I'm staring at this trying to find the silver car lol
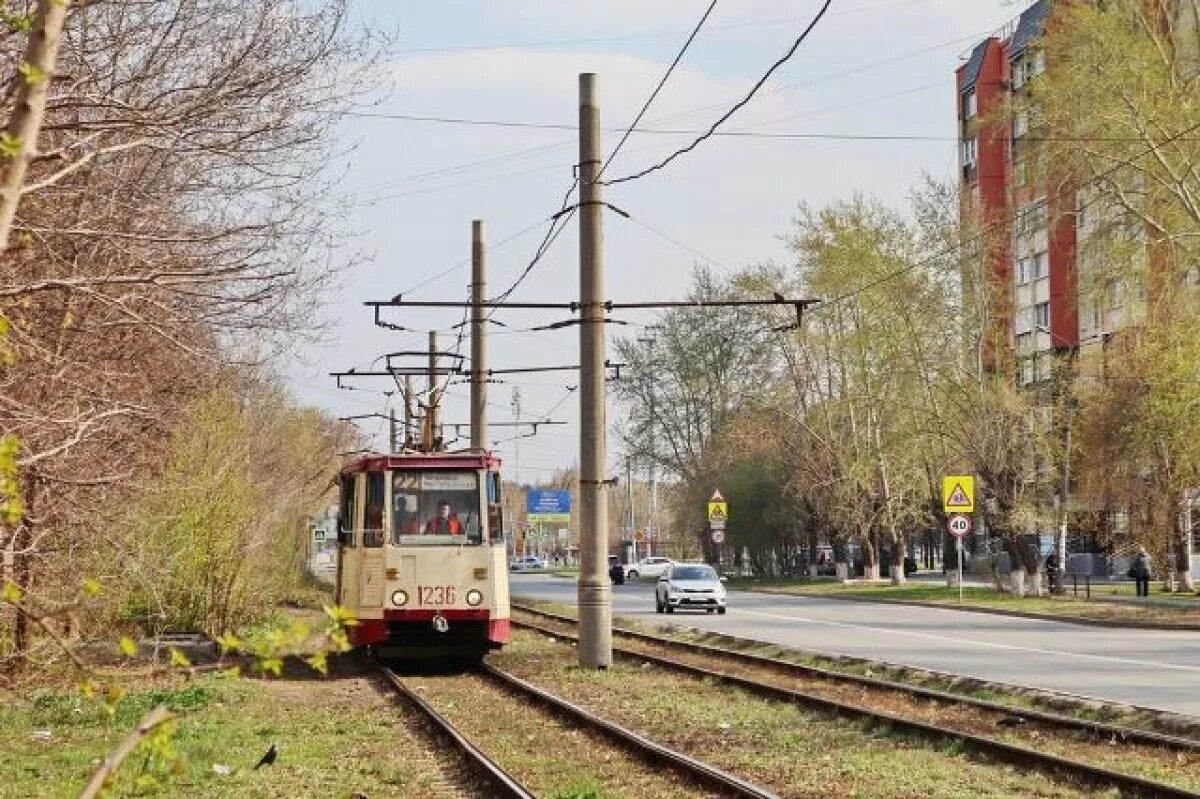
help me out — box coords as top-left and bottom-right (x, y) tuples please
(655, 563), (727, 614)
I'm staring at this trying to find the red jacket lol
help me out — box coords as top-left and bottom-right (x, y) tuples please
(424, 515), (463, 535)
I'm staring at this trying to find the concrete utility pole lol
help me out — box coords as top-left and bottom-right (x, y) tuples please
(403, 375), (414, 449)
(577, 72), (612, 669)
(427, 330), (440, 452)
(640, 333), (659, 555)
(626, 456), (636, 561)
(511, 388), (522, 482)
(470, 220), (488, 452)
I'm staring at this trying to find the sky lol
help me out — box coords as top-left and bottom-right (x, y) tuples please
(287, 0), (1025, 484)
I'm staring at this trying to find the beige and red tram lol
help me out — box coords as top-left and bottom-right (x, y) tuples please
(336, 451), (510, 660)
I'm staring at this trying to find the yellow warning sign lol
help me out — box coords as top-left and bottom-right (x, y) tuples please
(942, 475), (975, 514)
(707, 501), (728, 522)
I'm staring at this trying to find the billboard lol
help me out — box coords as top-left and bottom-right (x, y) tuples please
(527, 489), (571, 523)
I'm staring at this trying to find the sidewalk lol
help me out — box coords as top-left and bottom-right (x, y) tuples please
(734, 573), (1200, 631)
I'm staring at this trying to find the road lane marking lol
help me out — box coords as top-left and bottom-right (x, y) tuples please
(732, 608), (1200, 674)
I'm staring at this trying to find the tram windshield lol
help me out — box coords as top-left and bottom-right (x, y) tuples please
(391, 470), (482, 545)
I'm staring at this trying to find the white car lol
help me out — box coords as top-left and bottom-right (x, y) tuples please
(624, 556), (673, 579)
(509, 555), (548, 571)
(655, 562), (727, 614)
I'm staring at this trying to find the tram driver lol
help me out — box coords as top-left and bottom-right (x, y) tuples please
(424, 499), (464, 536)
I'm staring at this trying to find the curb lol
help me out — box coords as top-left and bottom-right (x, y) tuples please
(743, 587), (1200, 632)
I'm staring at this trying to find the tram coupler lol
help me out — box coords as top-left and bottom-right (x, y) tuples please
(431, 614), (449, 633)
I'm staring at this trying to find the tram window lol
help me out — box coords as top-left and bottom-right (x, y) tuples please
(365, 471), (386, 534)
(338, 474), (356, 547)
(488, 472), (504, 542)
(391, 471), (483, 546)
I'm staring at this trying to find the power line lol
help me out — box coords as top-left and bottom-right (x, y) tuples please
(603, 0), (835, 186)
(386, 13), (798, 56)
(338, 111), (1196, 144)
(335, 80), (948, 207)
(811, 119), (1200, 314)
(394, 217), (548, 298)
(600, 0), (719, 178)
(487, 180), (579, 308)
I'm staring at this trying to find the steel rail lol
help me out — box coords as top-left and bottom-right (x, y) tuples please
(512, 610), (1200, 799)
(478, 662), (778, 799)
(513, 603), (1200, 752)
(381, 667), (535, 799)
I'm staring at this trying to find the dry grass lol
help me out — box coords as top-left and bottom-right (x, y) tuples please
(513, 611), (1200, 793)
(495, 630), (1120, 798)
(400, 668), (709, 798)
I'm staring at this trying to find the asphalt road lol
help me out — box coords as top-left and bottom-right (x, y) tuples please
(510, 573), (1200, 718)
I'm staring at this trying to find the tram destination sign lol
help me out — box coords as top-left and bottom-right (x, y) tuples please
(527, 489), (572, 523)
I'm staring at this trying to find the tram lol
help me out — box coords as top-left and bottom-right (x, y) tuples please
(335, 450), (510, 660)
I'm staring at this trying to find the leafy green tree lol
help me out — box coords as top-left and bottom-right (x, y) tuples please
(1024, 0), (1200, 588)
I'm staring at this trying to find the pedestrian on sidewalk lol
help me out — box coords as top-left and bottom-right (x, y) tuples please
(1044, 553), (1061, 594)
(1129, 547), (1152, 597)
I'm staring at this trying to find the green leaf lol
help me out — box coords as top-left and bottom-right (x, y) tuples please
(305, 651), (328, 675)
(82, 577), (103, 598)
(0, 133), (21, 159)
(169, 648), (191, 669)
(1, 580), (21, 604)
(118, 636), (139, 657)
(215, 632), (242, 653)
(17, 62), (46, 85)
(258, 657), (283, 677)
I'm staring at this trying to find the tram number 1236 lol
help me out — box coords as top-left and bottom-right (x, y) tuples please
(418, 585), (457, 605)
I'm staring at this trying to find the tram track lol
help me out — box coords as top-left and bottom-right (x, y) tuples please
(382, 667), (536, 799)
(512, 603), (1200, 798)
(381, 662), (779, 798)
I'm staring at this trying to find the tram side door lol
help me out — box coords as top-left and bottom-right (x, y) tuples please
(336, 473), (361, 610)
(358, 470), (387, 608)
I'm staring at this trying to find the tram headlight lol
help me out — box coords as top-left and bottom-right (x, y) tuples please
(465, 589), (484, 607)
(391, 589), (409, 607)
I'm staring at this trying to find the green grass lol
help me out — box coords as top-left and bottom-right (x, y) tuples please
(1, 670), (459, 798)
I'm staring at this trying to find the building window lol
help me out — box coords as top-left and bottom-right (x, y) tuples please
(1033, 250), (1049, 280)
(961, 137), (977, 166)
(1017, 200), (1047, 236)
(1020, 358), (1035, 385)
(1034, 302), (1050, 329)
(1016, 332), (1033, 352)
(1013, 111), (1029, 138)
(1017, 257), (1032, 285)
(1013, 50), (1045, 89)
(1014, 158), (1028, 187)
(964, 89), (977, 118)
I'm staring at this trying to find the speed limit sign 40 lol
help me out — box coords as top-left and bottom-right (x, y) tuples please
(947, 513), (973, 539)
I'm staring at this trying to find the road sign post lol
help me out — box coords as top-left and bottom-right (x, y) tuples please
(947, 513), (974, 603)
(707, 489), (727, 568)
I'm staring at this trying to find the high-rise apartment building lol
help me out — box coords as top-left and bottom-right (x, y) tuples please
(956, 0), (1079, 385)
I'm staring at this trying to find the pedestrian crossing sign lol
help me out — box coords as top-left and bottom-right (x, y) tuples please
(942, 475), (975, 514)
(707, 489), (728, 522)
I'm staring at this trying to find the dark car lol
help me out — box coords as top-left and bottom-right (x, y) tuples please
(608, 555), (625, 585)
